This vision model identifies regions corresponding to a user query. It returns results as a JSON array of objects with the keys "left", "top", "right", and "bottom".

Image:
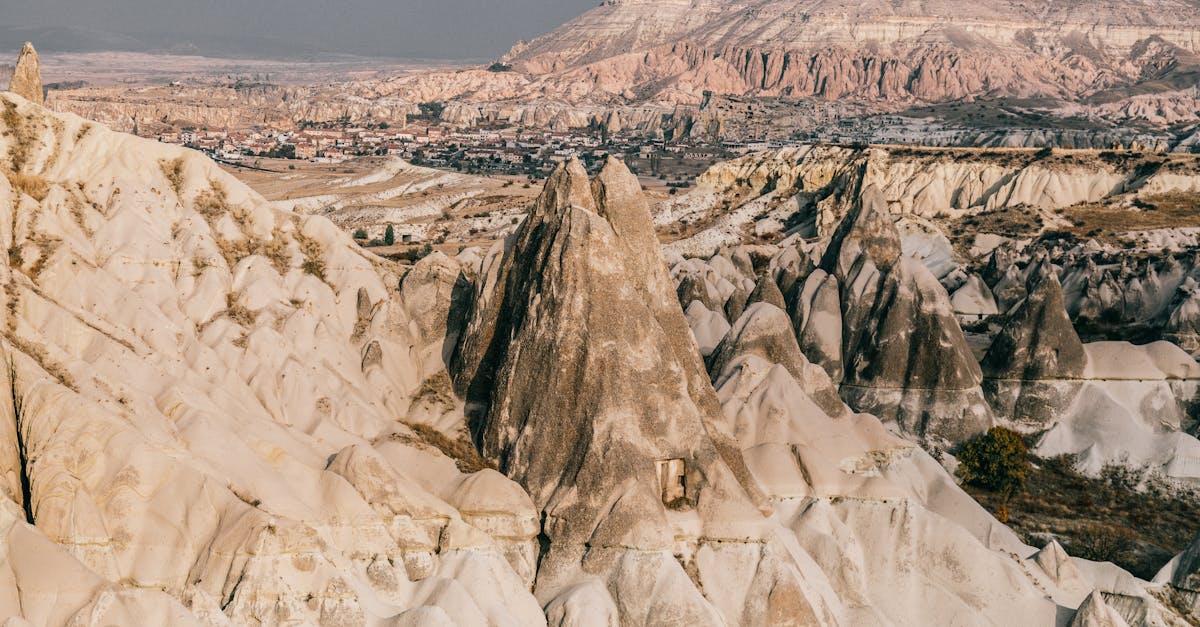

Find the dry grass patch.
[
  {"left": 1, "top": 101, "right": 36, "bottom": 172},
  {"left": 195, "top": 181, "right": 233, "bottom": 222},
  {"left": 225, "top": 292, "right": 257, "bottom": 327},
  {"left": 27, "top": 233, "right": 61, "bottom": 278},
  {"left": 192, "top": 256, "right": 212, "bottom": 277},
  {"left": 3, "top": 332, "right": 78, "bottom": 391},
  {"left": 412, "top": 372, "right": 455, "bottom": 409},
  {"left": 401, "top": 421, "right": 493, "bottom": 474},
  {"left": 4, "top": 171, "right": 49, "bottom": 201},
  {"left": 159, "top": 157, "right": 185, "bottom": 197},
  {"left": 294, "top": 228, "right": 327, "bottom": 281},
  {"left": 1057, "top": 192, "right": 1200, "bottom": 244},
  {"left": 947, "top": 205, "right": 1045, "bottom": 257}
]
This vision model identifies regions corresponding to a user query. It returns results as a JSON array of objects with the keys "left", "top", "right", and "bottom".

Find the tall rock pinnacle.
[
  {"left": 10, "top": 42, "right": 43, "bottom": 105},
  {"left": 452, "top": 158, "right": 839, "bottom": 623}
]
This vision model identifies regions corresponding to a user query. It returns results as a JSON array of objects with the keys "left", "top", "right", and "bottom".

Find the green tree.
[
  {"left": 384, "top": 224, "right": 395, "bottom": 246},
  {"left": 352, "top": 228, "right": 368, "bottom": 240},
  {"left": 956, "top": 427, "right": 1029, "bottom": 522}
]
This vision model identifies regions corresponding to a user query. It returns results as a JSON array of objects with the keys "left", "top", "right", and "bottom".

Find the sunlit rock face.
[
  {"left": 8, "top": 43, "right": 42, "bottom": 105},
  {"left": 0, "top": 91, "right": 544, "bottom": 626}
]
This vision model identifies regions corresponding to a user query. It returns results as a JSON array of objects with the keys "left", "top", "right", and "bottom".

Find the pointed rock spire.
[
  {"left": 982, "top": 256, "right": 1086, "bottom": 380},
  {"left": 453, "top": 155, "right": 770, "bottom": 541},
  {"left": 10, "top": 42, "right": 43, "bottom": 105},
  {"left": 820, "top": 184, "right": 902, "bottom": 280},
  {"left": 1069, "top": 590, "right": 1130, "bottom": 627},
  {"left": 450, "top": 157, "right": 839, "bottom": 622},
  {"left": 805, "top": 183, "right": 991, "bottom": 445}
]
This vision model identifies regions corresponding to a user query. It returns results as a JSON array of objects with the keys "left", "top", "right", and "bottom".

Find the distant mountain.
[{"left": 496, "top": 0, "right": 1200, "bottom": 104}]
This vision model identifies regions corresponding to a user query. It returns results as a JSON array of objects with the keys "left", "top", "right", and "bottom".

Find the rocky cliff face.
[
  {"left": 495, "top": 0, "right": 1200, "bottom": 106},
  {"left": 48, "top": 83, "right": 420, "bottom": 134}
]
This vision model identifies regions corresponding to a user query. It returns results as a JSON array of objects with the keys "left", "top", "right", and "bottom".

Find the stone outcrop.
[
  {"left": 659, "top": 145, "right": 1200, "bottom": 256},
  {"left": 982, "top": 257, "right": 1088, "bottom": 382},
  {"left": 9, "top": 42, "right": 41, "bottom": 105},
  {"left": 452, "top": 158, "right": 840, "bottom": 624},
  {"left": 1069, "top": 591, "right": 1132, "bottom": 627},
  {"left": 814, "top": 185, "right": 993, "bottom": 447},
  {"left": 709, "top": 290, "right": 1060, "bottom": 626}
]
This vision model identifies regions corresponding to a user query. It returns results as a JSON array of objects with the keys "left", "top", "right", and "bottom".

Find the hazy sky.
[{"left": 0, "top": 0, "right": 598, "bottom": 59}]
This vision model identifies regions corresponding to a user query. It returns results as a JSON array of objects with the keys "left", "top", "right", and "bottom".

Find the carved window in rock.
[{"left": 656, "top": 458, "right": 687, "bottom": 507}]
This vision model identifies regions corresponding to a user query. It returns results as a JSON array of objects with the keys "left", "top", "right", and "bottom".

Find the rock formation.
[
  {"left": 658, "top": 145, "right": 1200, "bottom": 256},
  {"left": 9, "top": 43, "right": 41, "bottom": 105},
  {"left": 814, "top": 186, "right": 993, "bottom": 447},
  {"left": 1069, "top": 591, "right": 1132, "bottom": 627},
  {"left": 492, "top": 0, "right": 1200, "bottom": 109},
  {"left": 983, "top": 259, "right": 1087, "bottom": 379},
  {"left": 1, "top": 78, "right": 1198, "bottom": 625},
  {"left": 452, "top": 158, "right": 843, "bottom": 623},
  {"left": 982, "top": 257, "right": 1089, "bottom": 426},
  {"left": 0, "top": 90, "right": 544, "bottom": 625}
]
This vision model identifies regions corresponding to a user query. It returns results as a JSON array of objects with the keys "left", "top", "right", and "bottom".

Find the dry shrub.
[
  {"left": 159, "top": 157, "right": 185, "bottom": 196},
  {"left": 4, "top": 171, "right": 49, "bottom": 201},
  {"left": 225, "top": 292, "right": 257, "bottom": 327},
  {"left": 1069, "top": 522, "right": 1138, "bottom": 564},
  {"left": 402, "top": 421, "right": 492, "bottom": 474},
  {"left": 294, "top": 229, "right": 327, "bottom": 281},
  {"left": 195, "top": 181, "right": 231, "bottom": 222}
]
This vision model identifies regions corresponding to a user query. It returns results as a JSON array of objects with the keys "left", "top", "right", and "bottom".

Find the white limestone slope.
[{"left": 0, "top": 92, "right": 542, "bottom": 625}]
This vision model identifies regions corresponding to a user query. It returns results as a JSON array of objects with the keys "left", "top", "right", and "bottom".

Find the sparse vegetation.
[
  {"left": 962, "top": 452, "right": 1200, "bottom": 578},
  {"left": 948, "top": 206, "right": 1045, "bottom": 257},
  {"left": 195, "top": 181, "right": 232, "bottom": 221},
  {"left": 401, "top": 421, "right": 493, "bottom": 474},
  {"left": 225, "top": 292, "right": 257, "bottom": 326},
  {"left": 2, "top": 101, "right": 36, "bottom": 172},
  {"left": 411, "top": 372, "right": 456, "bottom": 409},
  {"left": 293, "top": 229, "right": 327, "bottom": 281},
  {"left": 1057, "top": 192, "right": 1200, "bottom": 244},
  {"left": 27, "top": 233, "right": 62, "bottom": 278},
  {"left": 3, "top": 332, "right": 78, "bottom": 391},
  {"left": 192, "top": 256, "right": 212, "bottom": 277},
  {"left": 4, "top": 172, "right": 49, "bottom": 200}
]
